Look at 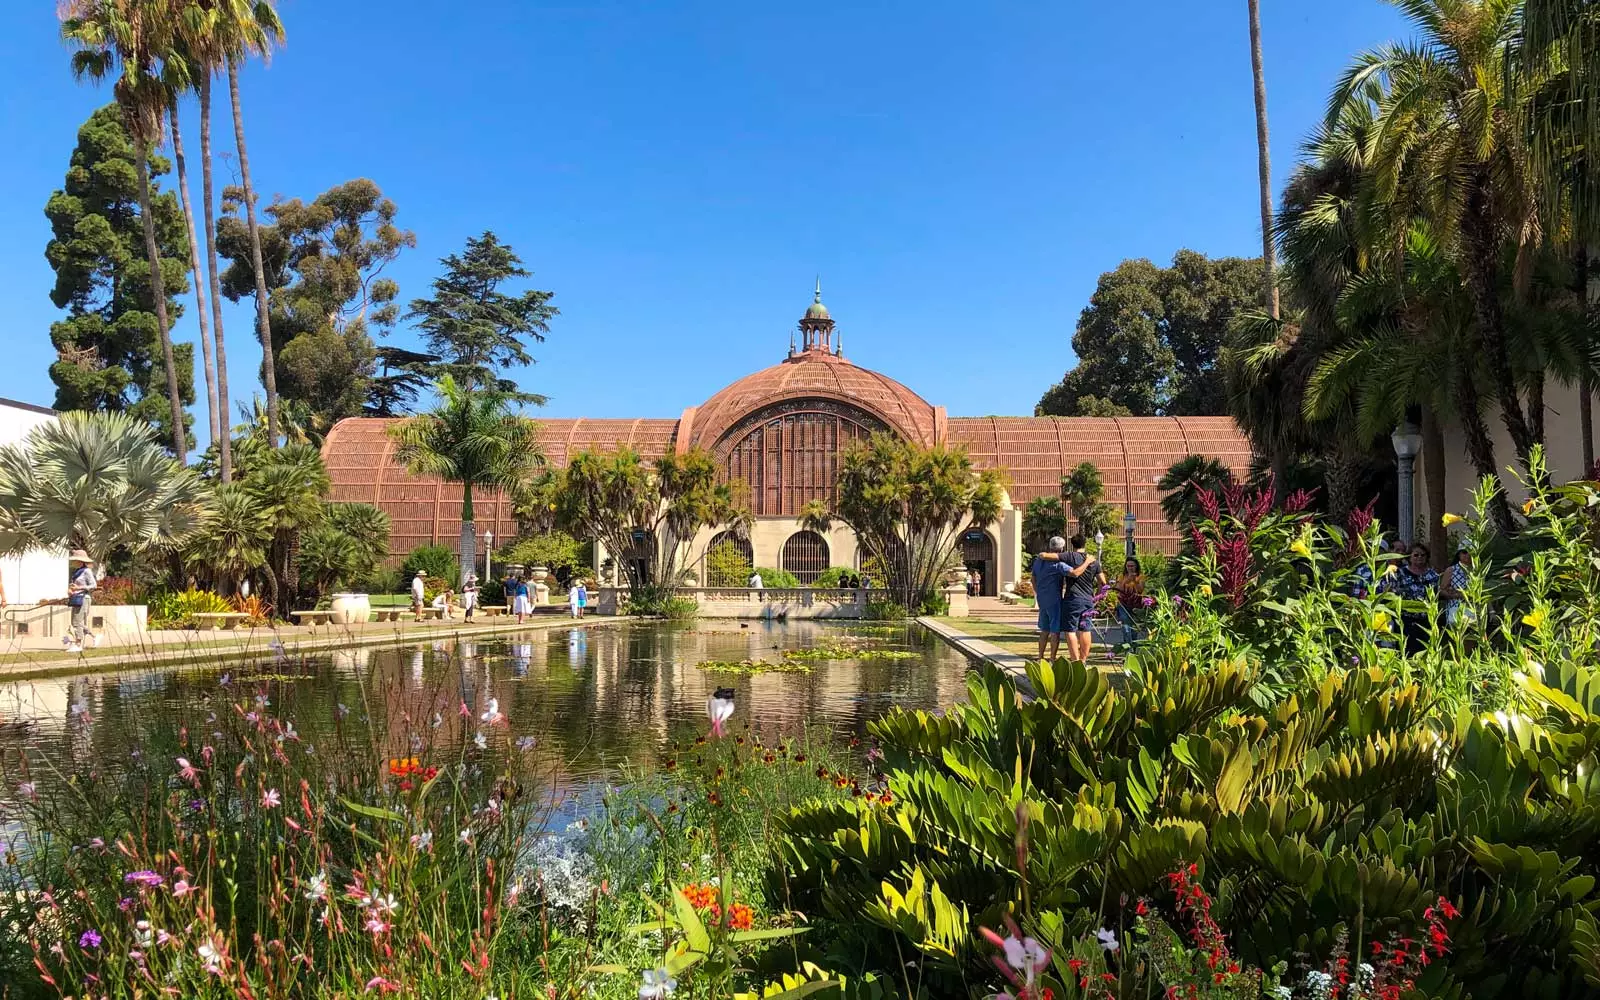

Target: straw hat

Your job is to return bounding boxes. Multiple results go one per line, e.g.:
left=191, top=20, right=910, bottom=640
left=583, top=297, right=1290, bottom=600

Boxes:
left=68, top=549, right=92, bottom=564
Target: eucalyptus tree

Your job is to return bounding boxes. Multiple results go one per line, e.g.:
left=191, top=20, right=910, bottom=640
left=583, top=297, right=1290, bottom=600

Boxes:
left=0, top=411, right=209, bottom=566
left=60, top=0, right=190, bottom=462
left=388, top=375, right=542, bottom=582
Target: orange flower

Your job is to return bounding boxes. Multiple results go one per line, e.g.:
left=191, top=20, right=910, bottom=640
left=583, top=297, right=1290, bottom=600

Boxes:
left=387, top=757, right=421, bottom=777
left=725, top=903, right=754, bottom=931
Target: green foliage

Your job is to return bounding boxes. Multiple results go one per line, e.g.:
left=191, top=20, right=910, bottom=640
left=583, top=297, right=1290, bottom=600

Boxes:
left=0, top=410, right=209, bottom=565
left=241, top=442, right=331, bottom=608
left=1036, top=251, right=1261, bottom=417
left=298, top=502, right=391, bottom=597
left=1060, top=460, right=1120, bottom=537
left=406, top=231, right=558, bottom=400
left=707, top=541, right=755, bottom=587
left=862, top=600, right=908, bottom=621
left=44, top=105, right=195, bottom=450
left=753, top=566, right=800, bottom=589
left=502, top=531, right=580, bottom=576
left=146, top=587, right=233, bottom=628
left=186, top=483, right=273, bottom=589
left=401, top=544, right=459, bottom=589
left=1159, top=455, right=1238, bottom=529
left=811, top=566, right=852, bottom=588
left=217, top=179, right=415, bottom=431
left=1022, top=496, right=1067, bottom=552
left=696, top=658, right=813, bottom=675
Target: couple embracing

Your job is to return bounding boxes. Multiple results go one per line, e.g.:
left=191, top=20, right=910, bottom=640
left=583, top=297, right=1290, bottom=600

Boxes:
left=1032, top=534, right=1105, bottom=663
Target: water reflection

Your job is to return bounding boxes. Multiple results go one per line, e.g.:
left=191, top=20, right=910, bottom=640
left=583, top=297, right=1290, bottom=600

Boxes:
left=0, top=621, right=970, bottom=801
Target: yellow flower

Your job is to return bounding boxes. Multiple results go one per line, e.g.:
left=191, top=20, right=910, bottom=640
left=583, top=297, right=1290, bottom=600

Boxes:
left=1290, top=537, right=1312, bottom=559
left=1441, top=513, right=1464, bottom=528
left=1370, top=612, right=1390, bottom=633
left=1523, top=607, right=1548, bottom=630
left=1198, top=584, right=1213, bottom=598
left=1522, top=498, right=1537, bottom=516
left=1172, top=633, right=1192, bottom=649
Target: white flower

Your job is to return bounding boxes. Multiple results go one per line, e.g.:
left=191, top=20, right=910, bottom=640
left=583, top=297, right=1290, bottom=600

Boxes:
left=373, top=893, right=399, bottom=916
left=473, top=731, right=487, bottom=750
left=410, top=830, right=433, bottom=851
left=459, top=828, right=473, bottom=845
left=999, top=933, right=1049, bottom=984
left=197, top=940, right=223, bottom=975
left=431, top=712, right=443, bottom=729
left=1096, top=926, right=1119, bottom=953
left=70, top=698, right=89, bottom=717
left=16, top=782, right=36, bottom=801
left=639, top=967, right=677, bottom=999
left=261, top=788, right=281, bottom=809
left=304, top=871, right=329, bottom=901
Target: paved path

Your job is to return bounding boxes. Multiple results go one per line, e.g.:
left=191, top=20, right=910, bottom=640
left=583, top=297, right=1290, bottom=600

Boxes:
left=0, top=611, right=619, bottom=680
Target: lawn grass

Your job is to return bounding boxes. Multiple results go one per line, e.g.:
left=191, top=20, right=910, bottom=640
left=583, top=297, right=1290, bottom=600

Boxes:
left=932, top=616, right=1042, bottom=657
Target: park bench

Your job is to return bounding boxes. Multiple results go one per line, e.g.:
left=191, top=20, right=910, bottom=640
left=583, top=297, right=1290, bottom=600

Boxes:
left=289, top=610, right=335, bottom=629
left=370, top=608, right=403, bottom=623
left=417, top=607, right=446, bottom=621
left=193, top=612, right=250, bottom=631
left=479, top=605, right=507, bottom=618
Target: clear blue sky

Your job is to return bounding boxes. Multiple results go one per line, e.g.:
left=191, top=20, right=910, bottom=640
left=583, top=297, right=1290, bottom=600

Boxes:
left=0, top=1, right=1411, bottom=449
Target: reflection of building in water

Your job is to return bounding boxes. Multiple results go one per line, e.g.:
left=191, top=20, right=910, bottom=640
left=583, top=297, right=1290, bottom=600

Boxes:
left=333, top=647, right=374, bottom=674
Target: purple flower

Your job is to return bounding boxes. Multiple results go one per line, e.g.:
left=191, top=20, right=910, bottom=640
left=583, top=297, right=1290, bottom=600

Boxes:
left=515, top=736, right=537, bottom=752
left=79, top=929, right=101, bottom=950
left=118, top=897, right=135, bottom=912
left=124, top=870, right=164, bottom=888
left=1141, top=595, right=1155, bottom=609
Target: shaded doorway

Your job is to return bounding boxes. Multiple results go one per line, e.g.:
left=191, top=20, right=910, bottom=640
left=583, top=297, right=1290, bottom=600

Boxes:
left=961, top=529, right=997, bottom=597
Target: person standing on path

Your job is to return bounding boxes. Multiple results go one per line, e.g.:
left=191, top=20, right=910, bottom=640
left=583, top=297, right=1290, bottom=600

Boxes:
left=577, top=579, right=588, bottom=618
left=411, top=571, right=427, bottom=622
left=512, top=576, right=532, bottom=624
left=568, top=579, right=582, bottom=618
left=64, top=550, right=99, bottom=652
left=461, top=574, right=479, bottom=622
left=1031, top=536, right=1070, bottom=661
left=1061, top=534, right=1106, bottom=664
left=748, top=569, right=764, bottom=600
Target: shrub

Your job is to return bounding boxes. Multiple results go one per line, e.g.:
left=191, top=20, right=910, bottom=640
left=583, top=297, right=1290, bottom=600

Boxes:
left=92, top=575, right=141, bottom=606
left=400, top=544, right=459, bottom=589
left=622, top=584, right=697, bottom=619
left=704, top=540, right=753, bottom=587
left=862, top=599, right=908, bottom=621
left=146, top=588, right=233, bottom=629
left=1135, top=546, right=1169, bottom=586
left=501, top=531, right=581, bottom=576
left=812, top=566, right=853, bottom=588
left=229, top=593, right=272, bottom=625
left=752, top=566, right=800, bottom=589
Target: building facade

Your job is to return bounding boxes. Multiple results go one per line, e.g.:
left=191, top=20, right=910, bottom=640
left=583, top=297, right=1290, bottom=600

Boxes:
left=324, top=291, right=1253, bottom=593
left=0, top=397, right=67, bottom=605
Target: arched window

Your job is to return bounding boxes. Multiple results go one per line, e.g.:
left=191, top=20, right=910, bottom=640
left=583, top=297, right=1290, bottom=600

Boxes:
left=719, top=402, right=885, bottom=516
left=704, top=531, right=754, bottom=586
left=781, top=530, right=830, bottom=584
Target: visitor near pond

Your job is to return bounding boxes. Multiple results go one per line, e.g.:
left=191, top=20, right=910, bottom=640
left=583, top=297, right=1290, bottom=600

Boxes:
left=1031, top=536, right=1070, bottom=660
left=431, top=588, right=455, bottom=620
left=63, top=549, right=97, bottom=652
left=461, top=574, right=479, bottom=621
left=748, top=569, right=763, bottom=599
left=512, top=576, right=532, bottom=623
left=1114, top=557, right=1146, bottom=638
left=1062, top=534, right=1106, bottom=664
left=569, top=579, right=583, bottom=618
left=410, top=570, right=427, bottom=622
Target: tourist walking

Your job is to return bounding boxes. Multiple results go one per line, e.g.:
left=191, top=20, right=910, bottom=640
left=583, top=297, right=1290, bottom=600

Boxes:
left=411, top=570, right=427, bottom=622
left=1380, top=542, right=1440, bottom=655
left=512, top=575, right=532, bottom=624
left=461, top=574, right=479, bottom=621
left=569, top=579, right=582, bottom=618
left=64, top=550, right=98, bottom=652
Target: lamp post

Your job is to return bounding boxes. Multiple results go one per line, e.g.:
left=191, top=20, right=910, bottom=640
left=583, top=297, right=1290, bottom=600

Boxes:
left=1391, top=420, right=1423, bottom=549
left=1094, top=529, right=1105, bottom=564
left=1123, top=511, right=1137, bottom=559
left=483, top=529, right=493, bottom=584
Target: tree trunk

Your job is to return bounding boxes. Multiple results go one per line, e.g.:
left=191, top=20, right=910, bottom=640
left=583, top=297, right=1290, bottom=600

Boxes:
left=1578, top=243, right=1594, bottom=476
left=229, top=58, right=280, bottom=450
left=1462, top=172, right=1535, bottom=467
left=1453, top=373, right=1513, bottom=533
left=1322, top=443, right=1360, bottom=525
left=199, top=76, right=234, bottom=482
left=1421, top=406, right=1449, bottom=568
left=460, top=482, right=477, bottom=583
left=135, top=144, right=189, bottom=464
left=1247, top=0, right=1279, bottom=319
left=168, top=97, right=220, bottom=453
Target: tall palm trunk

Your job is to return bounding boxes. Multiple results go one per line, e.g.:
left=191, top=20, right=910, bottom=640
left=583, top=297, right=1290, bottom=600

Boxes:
left=134, top=141, right=188, bottom=464
left=460, top=482, right=477, bottom=584
left=168, top=95, right=219, bottom=452
left=229, top=57, right=280, bottom=449
left=1578, top=244, right=1594, bottom=475
left=1247, top=0, right=1279, bottom=319
left=1322, top=442, right=1361, bottom=526
left=1462, top=173, right=1535, bottom=468
left=199, top=76, right=233, bottom=482
left=1421, top=406, right=1448, bottom=569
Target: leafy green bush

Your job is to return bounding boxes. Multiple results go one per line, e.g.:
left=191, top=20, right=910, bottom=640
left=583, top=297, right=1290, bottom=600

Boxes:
left=401, top=544, right=459, bottom=589
left=705, top=541, right=753, bottom=586
left=501, top=531, right=581, bottom=576
left=812, top=566, right=853, bottom=588
left=146, top=588, right=234, bottom=629
left=752, top=566, right=799, bottom=589
left=862, top=599, right=908, bottom=621
left=623, top=585, right=697, bottom=619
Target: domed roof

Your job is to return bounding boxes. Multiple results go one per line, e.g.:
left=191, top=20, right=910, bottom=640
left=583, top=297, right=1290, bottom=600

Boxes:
left=682, top=350, right=940, bottom=450
left=805, top=300, right=830, bottom=320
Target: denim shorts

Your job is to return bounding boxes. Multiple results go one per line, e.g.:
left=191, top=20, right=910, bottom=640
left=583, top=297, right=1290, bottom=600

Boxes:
left=1036, top=604, right=1063, bottom=634
left=1062, top=603, right=1095, bottom=634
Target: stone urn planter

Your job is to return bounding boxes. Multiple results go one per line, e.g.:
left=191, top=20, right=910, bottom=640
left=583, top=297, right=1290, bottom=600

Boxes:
left=529, top=566, right=550, bottom=584
left=329, top=593, right=371, bottom=625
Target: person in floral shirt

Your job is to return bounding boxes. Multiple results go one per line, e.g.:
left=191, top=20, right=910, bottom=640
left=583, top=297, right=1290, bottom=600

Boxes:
left=1381, top=542, right=1439, bottom=654
left=1439, top=546, right=1472, bottom=628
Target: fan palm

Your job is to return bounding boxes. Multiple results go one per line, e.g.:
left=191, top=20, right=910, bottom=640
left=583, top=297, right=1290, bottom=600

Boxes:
left=389, top=376, right=542, bottom=583
left=1330, top=0, right=1542, bottom=469
left=1157, top=455, right=1236, bottom=529
left=60, top=0, right=190, bottom=463
left=186, top=483, right=270, bottom=592
left=242, top=442, right=328, bottom=609
left=0, top=411, right=209, bottom=565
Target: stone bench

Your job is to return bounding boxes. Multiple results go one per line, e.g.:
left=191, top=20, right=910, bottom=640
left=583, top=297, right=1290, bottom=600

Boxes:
left=370, top=608, right=403, bottom=623
left=417, top=607, right=446, bottom=621
left=193, top=612, right=250, bottom=631
left=289, top=610, right=335, bottom=629
left=478, top=605, right=507, bottom=618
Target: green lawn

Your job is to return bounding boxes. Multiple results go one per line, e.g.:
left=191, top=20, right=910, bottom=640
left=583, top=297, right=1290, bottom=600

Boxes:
left=933, top=616, right=1042, bottom=657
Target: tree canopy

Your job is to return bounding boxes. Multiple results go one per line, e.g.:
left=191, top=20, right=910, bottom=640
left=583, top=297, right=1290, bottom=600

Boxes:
left=1037, top=250, right=1262, bottom=417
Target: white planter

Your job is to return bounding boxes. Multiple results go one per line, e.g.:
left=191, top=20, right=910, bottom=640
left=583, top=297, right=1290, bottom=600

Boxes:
left=529, top=566, right=550, bottom=584
left=329, top=593, right=371, bottom=626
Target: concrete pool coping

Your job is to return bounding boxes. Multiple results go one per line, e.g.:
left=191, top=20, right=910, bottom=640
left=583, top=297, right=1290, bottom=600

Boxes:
left=0, top=616, right=634, bottom=681
left=915, top=616, right=1038, bottom=697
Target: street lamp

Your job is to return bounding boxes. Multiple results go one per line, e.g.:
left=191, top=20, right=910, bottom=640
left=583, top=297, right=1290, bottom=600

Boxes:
left=1123, top=511, right=1137, bottom=559
left=1391, top=420, right=1424, bottom=548
left=483, top=529, right=493, bottom=584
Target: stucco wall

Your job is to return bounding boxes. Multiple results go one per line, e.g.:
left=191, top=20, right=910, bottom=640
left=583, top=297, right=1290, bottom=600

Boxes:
left=0, top=399, right=67, bottom=605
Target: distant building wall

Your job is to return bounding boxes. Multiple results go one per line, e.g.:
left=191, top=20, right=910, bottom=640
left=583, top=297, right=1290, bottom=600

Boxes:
left=0, top=398, right=67, bottom=605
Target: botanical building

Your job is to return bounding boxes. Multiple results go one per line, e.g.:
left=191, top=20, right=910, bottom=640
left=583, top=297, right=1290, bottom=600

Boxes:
left=323, top=290, right=1251, bottom=594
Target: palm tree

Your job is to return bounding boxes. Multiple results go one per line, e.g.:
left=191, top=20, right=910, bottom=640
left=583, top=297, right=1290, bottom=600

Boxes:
left=186, top=483, right=271, bottom=593
left=1331, top=0, right=1541, bottom=469
left=1157, top=455, right=1236, bottom=529
left=210, top=0, right=284, bottom=448
left=0, top=411, right=209, bottom=565
left=388, top=375, right=542, bottom=583
left=1247, top=0, right=1279, bottom=318
left=61, top=0, right=190, bottom=463
left=242, top=442, right=328, bottom=610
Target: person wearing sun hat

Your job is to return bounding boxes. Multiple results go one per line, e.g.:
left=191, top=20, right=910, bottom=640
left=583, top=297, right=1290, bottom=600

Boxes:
left=64, top=550, right=99, bottom=652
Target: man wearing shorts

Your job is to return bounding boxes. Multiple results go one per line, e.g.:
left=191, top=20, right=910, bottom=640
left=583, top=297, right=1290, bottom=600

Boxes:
left=1031, top=536, right=1070, bottom=660
left=1061, top=534, right=1106, bottom=664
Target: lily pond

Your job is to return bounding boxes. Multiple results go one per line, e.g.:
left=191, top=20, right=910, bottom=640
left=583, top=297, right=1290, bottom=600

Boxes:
left=0, top=620, right=970, bottom=811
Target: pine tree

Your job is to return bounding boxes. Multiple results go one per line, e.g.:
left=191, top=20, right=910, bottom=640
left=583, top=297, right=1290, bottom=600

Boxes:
left=44, top=104, right=194, bottom=447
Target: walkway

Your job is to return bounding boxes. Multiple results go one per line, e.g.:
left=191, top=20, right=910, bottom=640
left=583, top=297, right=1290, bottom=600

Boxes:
left=0, top=610, right=619, bottom=680
left=917, top=597, right=1125, bottom=695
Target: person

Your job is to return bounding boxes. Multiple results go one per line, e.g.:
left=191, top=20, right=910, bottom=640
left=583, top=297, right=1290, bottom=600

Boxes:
left=1030, top=537, right=1070, bottom=661
left=577, top=579, right=589, bottom=618
left=569, top=578, right=583, bottom=618
left=461, top=574, right=479, bottom=621
left=411, top=570, right=427, bottom=622
left=973, top=568, right=983, bottom=597
left=1113, top=557, right=1145, bottom=639
left=512, top=575, right=532, bottom=624
left=1380, top=542, right=1440, bottom=655
left=1440, top=546, right=1472, bottom=628
left=431, top=588, right=455, bottom=620
left=1060, top=534, right=1106, bottom=664
left=64, top=550, right=98, bottom=652
left=748, top=569, right=764, bottom=599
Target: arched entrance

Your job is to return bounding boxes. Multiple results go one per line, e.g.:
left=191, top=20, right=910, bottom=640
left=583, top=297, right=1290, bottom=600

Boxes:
left=625, top=527, right=654, bottom=587
left=703, top=531, right=754, bottom=586
left=961, top=529, right=997, bottom=597
left=781, top=530, right=830, bottom=584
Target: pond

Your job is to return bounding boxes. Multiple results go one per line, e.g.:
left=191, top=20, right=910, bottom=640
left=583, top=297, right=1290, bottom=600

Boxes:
left=0, top=620, right=971, bottom=813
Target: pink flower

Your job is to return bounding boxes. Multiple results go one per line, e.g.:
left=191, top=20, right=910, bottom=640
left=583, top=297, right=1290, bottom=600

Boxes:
left=172, top=880, right=194, bottom=898
left=16, top=782, right=36, bottom=801
left=177, top=757, right=199, bottom=782
left=365, top=976, right=400, bottom=994
left=261, top=789, right=281, bottom=809
left=364, top=916, right=390, bottom=936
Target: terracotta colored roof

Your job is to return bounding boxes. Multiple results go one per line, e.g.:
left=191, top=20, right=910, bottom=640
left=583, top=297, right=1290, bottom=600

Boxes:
left=684, top=350, right=938, bottom=450
left=322, top=416, right=680, bottom=561
left=947, top=415, right=1253, bottom=552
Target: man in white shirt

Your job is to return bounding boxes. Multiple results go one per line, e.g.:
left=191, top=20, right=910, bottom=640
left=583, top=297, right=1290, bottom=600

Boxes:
left=748, top=569, right=763, bottom=599
left=411, top=571, right=427, bottom=621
